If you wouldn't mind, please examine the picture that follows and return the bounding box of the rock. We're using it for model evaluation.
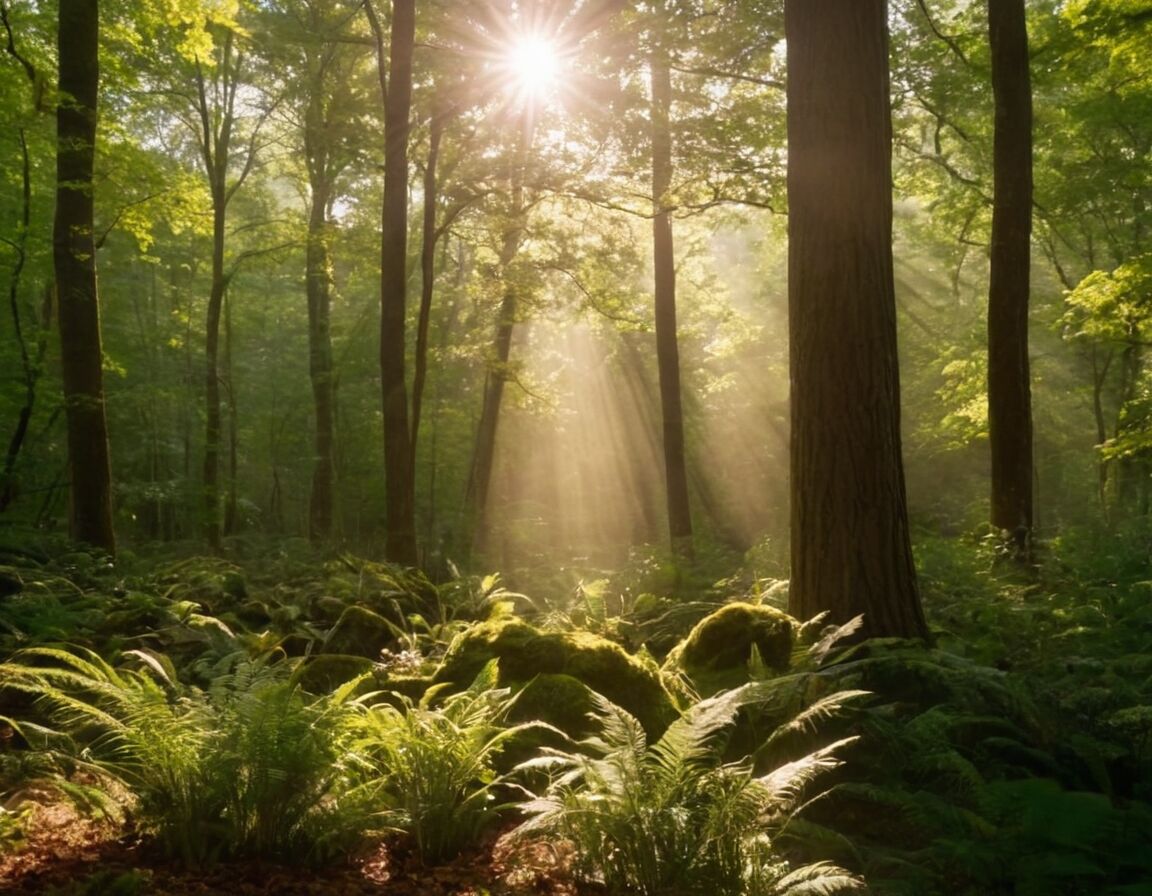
[434,619,678,736]
[664,602,795,695]
[323,604,396,659]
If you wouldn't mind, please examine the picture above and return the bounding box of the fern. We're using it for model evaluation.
[345,660,553,863]
[513,683,865,896]
[0,646,371,866]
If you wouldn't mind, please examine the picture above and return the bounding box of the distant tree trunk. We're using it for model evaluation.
[785,0,927,639]
[2,135,51,514]
[202,178,227,549]
[987,0,1034,551]
[378,0,417,565]
[411,111,443,473]
[54,0,116,554]
[193,30,245,551]
[222,292,238,536]
[650,40,693,558]
[466,120,530,561]
[305,93,336,542]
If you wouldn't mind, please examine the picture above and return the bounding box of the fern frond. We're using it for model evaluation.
[757,736,857,816]
[764,689,869,753]
[774,860,866,894]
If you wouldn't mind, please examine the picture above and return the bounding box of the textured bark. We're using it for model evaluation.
[987,0,1034,546]
[54,0,115,553]
[785,0,926,639]
[650,42,693,557]
[379,0,417,565]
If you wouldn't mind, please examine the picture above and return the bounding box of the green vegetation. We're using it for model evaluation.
[2,0,1151,892]
[0,540,1149,893]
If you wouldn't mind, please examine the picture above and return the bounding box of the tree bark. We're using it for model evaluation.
[650,39,693,557]
[379,0,417,565]
[987,0,1034,550]
[785,0,927,639]
[54,0,116,553]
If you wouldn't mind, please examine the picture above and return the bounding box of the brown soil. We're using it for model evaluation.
[0,801,598,896]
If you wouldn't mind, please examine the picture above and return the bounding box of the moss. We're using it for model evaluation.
[323,604,395,659]
[511,673,597,738]
[665,602,795,695]
[435,619,677,736]
[295,654,375,694]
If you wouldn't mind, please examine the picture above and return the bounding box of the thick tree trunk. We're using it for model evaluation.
[650,43,693,557]
[54,0,115,554]
[785,0,927,639]
[379,0,417,565]
[987,0,1034,550]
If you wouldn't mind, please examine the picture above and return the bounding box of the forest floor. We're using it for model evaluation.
[0,799,590,896]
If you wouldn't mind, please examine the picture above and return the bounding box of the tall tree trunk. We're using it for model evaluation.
[202,193,226,549]
[650,39,693,557]
[785,0,927,639]
[193,32,243,552]
[466,143,527,561]
[54,0,115,554]
[411,111,443,473]
[2,134,51,514]
[222,291,239,536]
[987,0,1034,551]
[379,0,417,565]
[305,99,336,542]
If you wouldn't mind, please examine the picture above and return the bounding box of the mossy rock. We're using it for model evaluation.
[295,654,375,694]
[323,604,396,659]
[665,602,795,695]
[434,619,677,736]
[510,673,597,738]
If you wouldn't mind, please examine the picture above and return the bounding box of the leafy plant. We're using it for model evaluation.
[346,660,548,864]
[513,682,865,896]
[0,646,368,866]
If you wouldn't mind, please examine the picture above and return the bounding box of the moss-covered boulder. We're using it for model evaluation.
[295,654,376,694]
[434,619,677,736]
[323,604,396,659]
[665,602,795,695]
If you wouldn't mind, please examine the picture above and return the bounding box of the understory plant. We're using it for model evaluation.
[0,646,367,866]
[346,660,549,864]
[512,681,866,896]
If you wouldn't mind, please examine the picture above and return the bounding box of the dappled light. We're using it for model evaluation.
[2,0,1151,893]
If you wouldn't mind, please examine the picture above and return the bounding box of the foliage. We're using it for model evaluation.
[0,647,368,866]
[513,682,865,896]
[345,660,548,864]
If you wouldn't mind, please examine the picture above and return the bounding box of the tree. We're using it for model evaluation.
[54,0,116,553]
[367,0,417,565]
[176,21,276,548]
[272,0,370,541]
[785,0,927,639]
[986,0,1033,550]
[0,1,52,517]
[649,21,692,557]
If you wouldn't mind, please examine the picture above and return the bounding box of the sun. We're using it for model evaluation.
[505,35,562,103]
